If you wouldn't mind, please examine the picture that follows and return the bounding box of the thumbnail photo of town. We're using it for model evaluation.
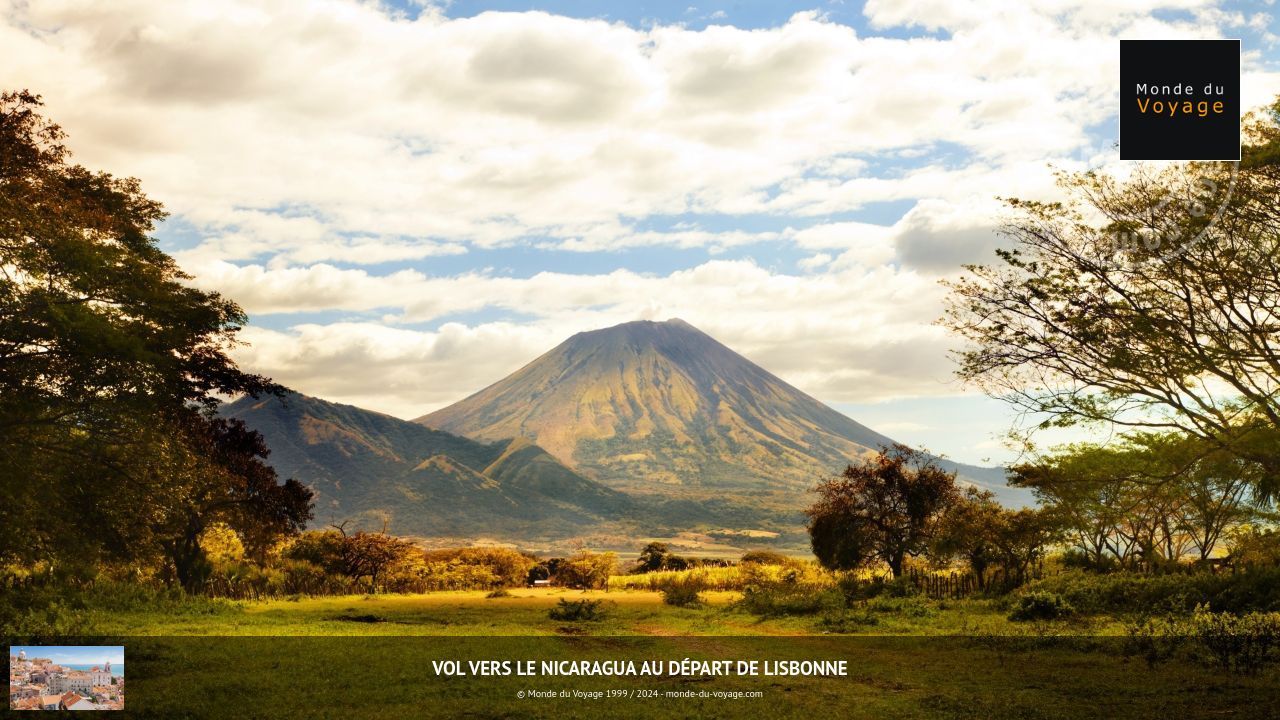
[8,647,124,711]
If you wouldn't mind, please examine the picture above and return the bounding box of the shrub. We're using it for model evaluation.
[1228,526,1280,568]
[609,565,744,592]
[658,573,708,607]
[485,588,512,599]
[277,558,351,596]
[818,608,879,632]
[441,548,539,588]
[833,572,919,602]
[738,585,844,616]
[282,530,347,572]
[1189,605,1280,675]
[415,547,538,590]
[1021,568,1280,615]
[1009,591,1074,621]
[867,595,934,618]
[548,598,608,622]
[882,575,922,598]
[204,561,291,600]
[735,559,844,616]
[95,582,234,615]
[1123,607,1280,675]
[835,573,877,603]
[0,579,237,635]
[1058,549,1118,573]
[527,562,553,585]
[738,558,829,588]
[0,598,89,636]
[740,550,793,566]
[631,542,712,572]
[1123,614,1187,668]
[557,552,617,590]
[282,536,538,594]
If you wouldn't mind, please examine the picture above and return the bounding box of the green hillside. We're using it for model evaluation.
[222,393,634,540]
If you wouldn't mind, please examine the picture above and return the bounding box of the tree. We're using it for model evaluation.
[340,531,411,589]
[739,550,791,566]
[932,487,1004,589]
[1012,433,1264,569]
[942,99,1280,498]
[557,551,617,589]
[990,508,1054,586]
[286,525,414,590]
[1012,442,1156,569]
[1129,432,1261,561]
[1228,525,1280,567]
[635,542,674,573]
[807,445,959,577]
[283,529,348,571]
[934,487,1054,588]
[158,416,313,589]
[0,90,312,575]
[443,548,538,587]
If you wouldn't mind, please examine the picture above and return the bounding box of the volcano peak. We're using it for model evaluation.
[416,319,935,506]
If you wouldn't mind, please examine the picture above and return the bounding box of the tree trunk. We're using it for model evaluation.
[170,518,207,591]
[171,537,201,590]
[971,559,988,590]
[888,552,905,578]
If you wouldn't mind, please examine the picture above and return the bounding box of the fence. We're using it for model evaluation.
[904,566,1041,600]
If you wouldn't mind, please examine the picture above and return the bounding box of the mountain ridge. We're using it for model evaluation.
[417,318,1025,506]
[222,392,635,539]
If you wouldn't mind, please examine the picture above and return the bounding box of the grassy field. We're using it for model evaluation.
[75,586,1125,637]
[14,588,1280,718]
[109,632,1280,720]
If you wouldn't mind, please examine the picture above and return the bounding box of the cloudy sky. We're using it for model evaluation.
[5,0,1280,464]
[11,646,125,666]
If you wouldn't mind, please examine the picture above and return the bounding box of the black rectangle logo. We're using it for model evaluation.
[1120,39,1240,161]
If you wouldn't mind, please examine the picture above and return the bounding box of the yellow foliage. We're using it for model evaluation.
[199,522,245,564]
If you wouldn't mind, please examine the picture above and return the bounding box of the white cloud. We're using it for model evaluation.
[890,197,1009,272]
[797,252,833,271]
[785,195,1016,272]
[235,321,562,417]
[792,221,897,268]
[539,224,784,252]
[5,1,1270,260]
[5,0,1279,424]
[214,257,952,417]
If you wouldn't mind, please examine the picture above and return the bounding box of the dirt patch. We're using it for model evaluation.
[333,613,386,623]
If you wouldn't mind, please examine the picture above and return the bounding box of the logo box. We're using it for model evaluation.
[1120,39,1240,161]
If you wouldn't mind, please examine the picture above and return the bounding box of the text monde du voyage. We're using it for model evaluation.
[1135,82,1229,118]
[430,659,848,677]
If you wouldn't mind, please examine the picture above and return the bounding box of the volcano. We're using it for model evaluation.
[416,319,1021,508]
